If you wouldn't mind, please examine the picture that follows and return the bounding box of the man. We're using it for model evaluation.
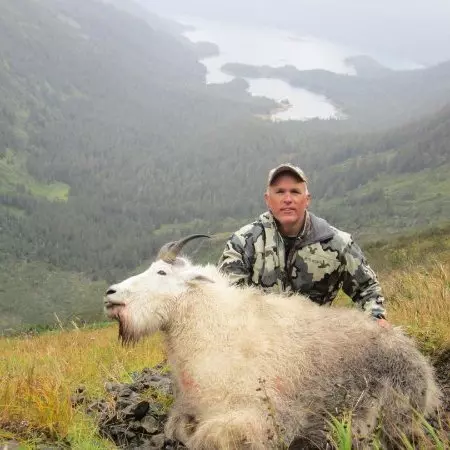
[218,163,387,325]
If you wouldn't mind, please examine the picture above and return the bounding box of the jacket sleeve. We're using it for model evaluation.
[217,233,253,286]
[341,240,386,319]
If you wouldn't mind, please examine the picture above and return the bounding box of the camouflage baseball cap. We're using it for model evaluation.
[267,163,307,185]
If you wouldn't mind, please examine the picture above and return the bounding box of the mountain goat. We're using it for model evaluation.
[104,235,441,449]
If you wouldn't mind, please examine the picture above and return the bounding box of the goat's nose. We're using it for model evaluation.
[106,288,117,296]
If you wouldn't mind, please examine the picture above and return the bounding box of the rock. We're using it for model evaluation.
[116,390,141,409]
[104,381,122,394]
[139,415,159,434]
[87,366,186,449]
[130,367,173,395]
[121,401,150,420]
[86,399,110,415]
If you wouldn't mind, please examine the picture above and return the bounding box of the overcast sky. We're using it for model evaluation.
[138,0,450,65]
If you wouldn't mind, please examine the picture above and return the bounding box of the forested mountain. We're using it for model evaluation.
[0,0,449,331]
[0,0,271,275]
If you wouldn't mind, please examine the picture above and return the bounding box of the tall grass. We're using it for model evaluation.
[0,326,165,446]
[383,260,450,355]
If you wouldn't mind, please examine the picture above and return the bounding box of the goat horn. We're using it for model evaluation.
[157,234,210,263]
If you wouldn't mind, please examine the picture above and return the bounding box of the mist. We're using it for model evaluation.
[138,0,450,65]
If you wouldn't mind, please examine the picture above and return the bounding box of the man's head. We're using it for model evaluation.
[265,163,310,236]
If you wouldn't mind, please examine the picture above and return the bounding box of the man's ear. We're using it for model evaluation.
[185,274,215,287]
[264,190,270,209]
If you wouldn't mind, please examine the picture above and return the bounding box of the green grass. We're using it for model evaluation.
[351,164,450,208]
[364,222,450,272]
[326,411,448,450]
[316,164,450,232]
[0,150,70,201]
[327,413,353,450]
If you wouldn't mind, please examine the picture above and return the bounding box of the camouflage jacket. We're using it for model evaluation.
[218,211,386,318]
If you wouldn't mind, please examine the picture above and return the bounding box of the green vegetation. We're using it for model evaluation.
[0,150,69,201]
[0,259,107,333]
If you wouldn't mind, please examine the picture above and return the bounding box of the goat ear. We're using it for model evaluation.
[186,274,215,286]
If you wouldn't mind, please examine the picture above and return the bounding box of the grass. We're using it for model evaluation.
[383,260,450,355]
[0,150,70,202]
[0,326,165,447]
[366,223,450,355]
[327,413,353,450]
[315,164,450,232]
[327,409,449,450]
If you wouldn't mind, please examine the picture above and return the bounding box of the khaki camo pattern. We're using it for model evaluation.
[218,211,386,318]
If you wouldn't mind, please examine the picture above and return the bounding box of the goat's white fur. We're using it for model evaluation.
[105,255,441,449]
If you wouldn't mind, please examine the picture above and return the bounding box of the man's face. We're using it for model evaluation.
[264,173,311,233]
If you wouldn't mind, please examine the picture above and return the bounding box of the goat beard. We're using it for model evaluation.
[118,316,141,345]
[117,307,161,345]
[114,309,141,345]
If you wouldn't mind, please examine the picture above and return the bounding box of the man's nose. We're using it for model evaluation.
[283,194,293,203]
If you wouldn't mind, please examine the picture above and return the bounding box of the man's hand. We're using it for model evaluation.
[377,318,391,329]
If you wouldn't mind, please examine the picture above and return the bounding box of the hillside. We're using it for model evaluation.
[0,0,449,331]
[0,0,271,271]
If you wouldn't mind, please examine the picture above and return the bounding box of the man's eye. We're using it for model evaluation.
[157,270,167,276]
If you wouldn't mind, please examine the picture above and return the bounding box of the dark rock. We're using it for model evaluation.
[88,366,186,449]
[117,387,135,397]
[138,416,159,434]
[116,390,141,409]
[121,401,150,420]
[130,367,173,395]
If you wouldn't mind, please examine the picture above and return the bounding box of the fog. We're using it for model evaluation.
[138,0,450,65]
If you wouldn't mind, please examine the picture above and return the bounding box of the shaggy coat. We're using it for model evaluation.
[105,257,441,449]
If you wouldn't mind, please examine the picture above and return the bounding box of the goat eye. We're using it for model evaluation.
[157,270,167,276]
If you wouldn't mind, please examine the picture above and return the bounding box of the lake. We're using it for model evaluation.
[178,16,419,121]
[179,16,356,121]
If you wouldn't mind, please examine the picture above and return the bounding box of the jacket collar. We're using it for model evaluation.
[260,211,335,244]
